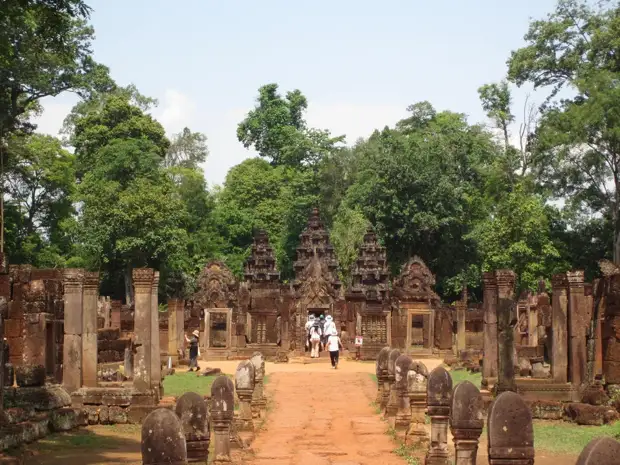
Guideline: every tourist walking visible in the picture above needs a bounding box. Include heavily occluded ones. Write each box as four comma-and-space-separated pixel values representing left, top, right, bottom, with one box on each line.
323, 315, 336, 339
326, 331, 343, 369
305, 315, 316, 351
185, 330, 201, 372
309, 323, 323, 358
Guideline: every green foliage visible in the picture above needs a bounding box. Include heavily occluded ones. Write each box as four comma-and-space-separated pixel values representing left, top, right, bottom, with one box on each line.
0, 0, 112, 138
331, 207, 370, 284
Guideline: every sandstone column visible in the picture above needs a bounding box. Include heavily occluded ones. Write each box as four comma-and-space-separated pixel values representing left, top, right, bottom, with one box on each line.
177, 300, 185, 359
527, 297, 538, 347
63, 268, 84, 393
551, 274, 569, 383
567, 270, 587, 386
111, 299, 122, 330
150, 271, 161, 391
133, 268, 153, 392
425, 366, 452, 465
603, 275, 620, 385
168, 298, 180, 366
456, 300, 466, 354
82, 272, 99, 388
496, 270, 517, 394
482, 272, 498, 382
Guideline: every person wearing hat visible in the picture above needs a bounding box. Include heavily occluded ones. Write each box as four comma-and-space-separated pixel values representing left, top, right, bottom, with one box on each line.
184, 330, 201, 372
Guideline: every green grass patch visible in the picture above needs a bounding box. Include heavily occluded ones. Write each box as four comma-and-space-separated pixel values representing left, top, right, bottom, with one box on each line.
263, 374, 270, 385
370, 373, 378, 384
163, 372, 228, 397
30, 425, 140, 452
448, 369, 482, 388
532, 420, 620, 455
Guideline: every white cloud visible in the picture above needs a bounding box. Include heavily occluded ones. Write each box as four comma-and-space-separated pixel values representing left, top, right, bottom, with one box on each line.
31, 97, 77, 138
154, 89, 197, 136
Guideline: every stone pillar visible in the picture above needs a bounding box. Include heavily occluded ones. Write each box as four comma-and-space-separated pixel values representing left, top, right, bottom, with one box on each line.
250, 352, 266, 418
111, 300, 122, 330
450, 381, 483, 465
376, 347, 391, 407
175, 392, 210, 463
567, 270, 587, 386
482, 272, 498, 381
496, 270, 517, 394
407, 361, 429, 446
394, 354, 414, 434
551, 274, 568, 383
133, 268, 153, 392
82, 272, 99, 388
425, 366, 452, 465
168, 298, 180, 366
211, 375, 234, 464
177, 300, 185, 359
603, 275, 620, 384
62, 268, 84, 393
576, 437, 620, 465
527, 298, 538, 347
487, 391, 534, 465
235, 360, 255, 432
385, 348, 401, 421
456, 301, 466, 354
141, 408, 188, 465
150, 271, 161, 391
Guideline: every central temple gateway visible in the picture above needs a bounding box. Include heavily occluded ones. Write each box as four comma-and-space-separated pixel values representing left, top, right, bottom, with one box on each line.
191, 207, 444, 360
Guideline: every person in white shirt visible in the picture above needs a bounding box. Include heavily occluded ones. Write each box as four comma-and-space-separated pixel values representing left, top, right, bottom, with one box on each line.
326, 332, 342, 369
304, 315, 316, 351
309, 324, 323, 358
323, 315, 336, 343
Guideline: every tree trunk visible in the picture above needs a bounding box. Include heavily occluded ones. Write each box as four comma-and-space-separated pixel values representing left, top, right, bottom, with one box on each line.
124, 264, 134, 306
585, 278, 606, 385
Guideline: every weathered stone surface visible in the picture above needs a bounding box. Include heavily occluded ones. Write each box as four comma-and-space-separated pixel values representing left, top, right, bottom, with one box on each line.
175, 392, 209, 463
211, 376, 234, 464
527, 400, 564, 420
551, 274, 569, 383
235, 360, 255, 432
141, 408, 187, 465
482, 272, 498, 380
450, 381, 483, 465
250, 352, 266, 418
385, 348, 400, 418
15, 365, 45, 387
487, 391, 534, 464
496, 269, 516, 394
133, 268, 153, 393
394, 355, 413, 433
108, 406, 128, 424
4, 385, 71, 411
564, 403, 619, 426
375, 346, 390, 407
50, 408, 77, 432
581, 383, 609, 406
407, 361, 429, 446
425, 366, 452, 465
576, 437, 620, 465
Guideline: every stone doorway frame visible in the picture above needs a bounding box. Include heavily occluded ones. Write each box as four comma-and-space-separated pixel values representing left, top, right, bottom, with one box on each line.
405, 304, 434, 351
203, 308, 232, 350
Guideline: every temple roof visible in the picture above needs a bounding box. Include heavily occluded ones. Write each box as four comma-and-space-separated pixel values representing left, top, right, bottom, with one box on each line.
244, 229, 280, 284
346, 226, 390, 302
392, 256, 440, 304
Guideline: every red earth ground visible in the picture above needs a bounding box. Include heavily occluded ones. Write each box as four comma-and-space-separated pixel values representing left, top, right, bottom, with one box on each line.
21, 358, 576, 465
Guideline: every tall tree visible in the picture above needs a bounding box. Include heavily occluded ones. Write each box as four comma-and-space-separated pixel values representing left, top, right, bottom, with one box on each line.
507, 0, 620, 261
237, 83, 344, 169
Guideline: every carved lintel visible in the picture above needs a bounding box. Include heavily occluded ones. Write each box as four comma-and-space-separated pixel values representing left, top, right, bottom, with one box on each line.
63, 268, 85, 293
551, 273, 568, 290
83, 271, 100, 291
566, 270, 585, 288
495, 270, 516, 298
482, 272, 498, 289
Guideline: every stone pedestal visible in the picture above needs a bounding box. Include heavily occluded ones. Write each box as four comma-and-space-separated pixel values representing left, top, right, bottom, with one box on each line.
235, 360, 255, 432
407, 363, 429, 447
62, 269, 84, 393
496, 270, 517, 394
567, 271, 587, 387
488, 391, 534, 465
150, 272, 161, 393
482, 273, 498, 381
141, 408, 188, 465
82, 272, 99, 388
133, 268, 153, 392
551, 274, 568, 383
384, 349, 400, 419
250, 352, 266, 418
175, 392, 209, 463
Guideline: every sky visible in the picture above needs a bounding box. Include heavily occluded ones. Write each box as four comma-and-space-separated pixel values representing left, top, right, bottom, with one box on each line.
33, 0, 559, 187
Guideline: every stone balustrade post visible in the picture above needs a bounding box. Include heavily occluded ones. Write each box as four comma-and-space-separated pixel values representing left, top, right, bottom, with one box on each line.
250, 352, 266, 418
141, 408, 188, 465
376, 347, 391, 408
235, 360, 255, 432
211, 375, 234, 464
385, 348, 400, 420
425, 366, 452, 465
450, 381, 483, 465
487, 391, 534, 465
394, 354, 414, 434
175, 392, 210, 463
407, 361, 429, 446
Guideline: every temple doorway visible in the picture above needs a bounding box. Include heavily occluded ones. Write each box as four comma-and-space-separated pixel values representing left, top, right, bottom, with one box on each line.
203, 308, 232, 350
405, 307, 433, 351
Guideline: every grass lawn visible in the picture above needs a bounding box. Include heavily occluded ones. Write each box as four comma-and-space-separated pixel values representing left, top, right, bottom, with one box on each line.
532, 420, 620, 455
448, 369, 482, 388
163, 371, 232, 397
30, 425, 141, 452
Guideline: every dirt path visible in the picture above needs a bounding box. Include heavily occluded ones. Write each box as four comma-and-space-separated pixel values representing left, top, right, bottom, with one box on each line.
242, 368, 408, 465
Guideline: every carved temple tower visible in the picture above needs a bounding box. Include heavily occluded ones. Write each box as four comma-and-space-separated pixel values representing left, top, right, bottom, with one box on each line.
292, 208, 342, 351
242, 230, 285, 354
345, 227, 391, 359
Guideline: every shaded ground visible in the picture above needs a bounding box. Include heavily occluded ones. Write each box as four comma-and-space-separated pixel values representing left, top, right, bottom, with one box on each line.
13, 358, 619, 464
